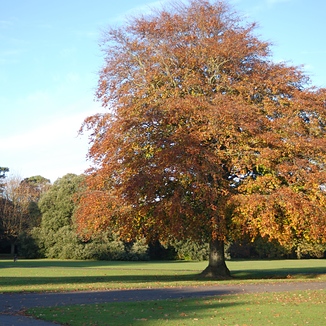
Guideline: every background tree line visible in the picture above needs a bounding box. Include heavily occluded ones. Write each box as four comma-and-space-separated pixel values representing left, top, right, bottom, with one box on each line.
0, 167, 325, 260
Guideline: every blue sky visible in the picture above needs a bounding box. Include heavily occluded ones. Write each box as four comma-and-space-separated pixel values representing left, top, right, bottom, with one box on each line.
1, 0, 325, 183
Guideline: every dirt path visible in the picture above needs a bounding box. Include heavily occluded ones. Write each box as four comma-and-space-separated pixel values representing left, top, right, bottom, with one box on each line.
1, 281, 326, 325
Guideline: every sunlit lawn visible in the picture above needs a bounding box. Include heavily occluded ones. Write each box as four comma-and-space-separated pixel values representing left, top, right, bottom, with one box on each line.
27, 289, 326, 326
1, 259, 325, 325
0, 259, 325, 293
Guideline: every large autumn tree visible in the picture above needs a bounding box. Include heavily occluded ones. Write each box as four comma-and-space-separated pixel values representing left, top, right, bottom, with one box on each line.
75, 0, 326, 277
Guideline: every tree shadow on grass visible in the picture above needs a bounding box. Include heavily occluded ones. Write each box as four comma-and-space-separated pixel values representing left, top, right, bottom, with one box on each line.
0, 265, 325, 293
0, 259, 197, 269
1, 286, 244, 312
27, 295, 245, 326
231, 266, 326, 280
1, 273, 199, 290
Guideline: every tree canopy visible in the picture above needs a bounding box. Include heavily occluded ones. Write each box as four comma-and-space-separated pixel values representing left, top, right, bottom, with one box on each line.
75, 0, 326, 277
0, 174, 47, 254
36, 173, 85, 258
39, 174, 84, 234
0, 167, 9, 194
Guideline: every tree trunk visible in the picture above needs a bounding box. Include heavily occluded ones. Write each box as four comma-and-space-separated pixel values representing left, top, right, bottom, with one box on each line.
10, 242, 16, 256
199, 238, 231, 279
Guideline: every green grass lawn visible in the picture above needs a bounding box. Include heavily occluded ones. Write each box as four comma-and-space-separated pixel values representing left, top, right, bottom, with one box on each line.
1, 259, 325, 325
27, 289, 326, 326
0, 259, 325, 293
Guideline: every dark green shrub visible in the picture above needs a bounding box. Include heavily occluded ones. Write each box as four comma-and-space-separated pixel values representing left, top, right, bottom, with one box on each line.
171, 240, 209, 261
126, 238, 150, 261
43, 226, 83, 259
82, 240, 125, 260
17, 231, 41, 258
227, 240, 252, 259
228, 237, 291, 259
148, 240, 177, 260
253, 237, 290, 259
294, 240, 326, 259
80, 234, 149, 261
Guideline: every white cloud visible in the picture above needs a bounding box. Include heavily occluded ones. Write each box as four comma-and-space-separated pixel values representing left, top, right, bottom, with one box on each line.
1, 113, 83, 151
1, 101, 103, 182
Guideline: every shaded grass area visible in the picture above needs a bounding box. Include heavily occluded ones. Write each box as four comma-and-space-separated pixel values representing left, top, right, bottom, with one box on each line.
27, 290, 326, 326
0, 259, 325, 293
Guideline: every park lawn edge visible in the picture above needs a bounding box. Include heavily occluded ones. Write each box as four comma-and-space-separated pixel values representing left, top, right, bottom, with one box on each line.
25, 289, 326, 326
1, 259, 325, 294
1, 275, 326, 294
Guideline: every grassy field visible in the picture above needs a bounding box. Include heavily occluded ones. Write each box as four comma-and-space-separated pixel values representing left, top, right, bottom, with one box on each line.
0, 259, 326, 293
27, 290, 326, 326
1, 259, 325, 325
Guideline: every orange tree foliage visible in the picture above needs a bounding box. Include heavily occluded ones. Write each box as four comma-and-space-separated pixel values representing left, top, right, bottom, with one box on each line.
75, 0, 326, 273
